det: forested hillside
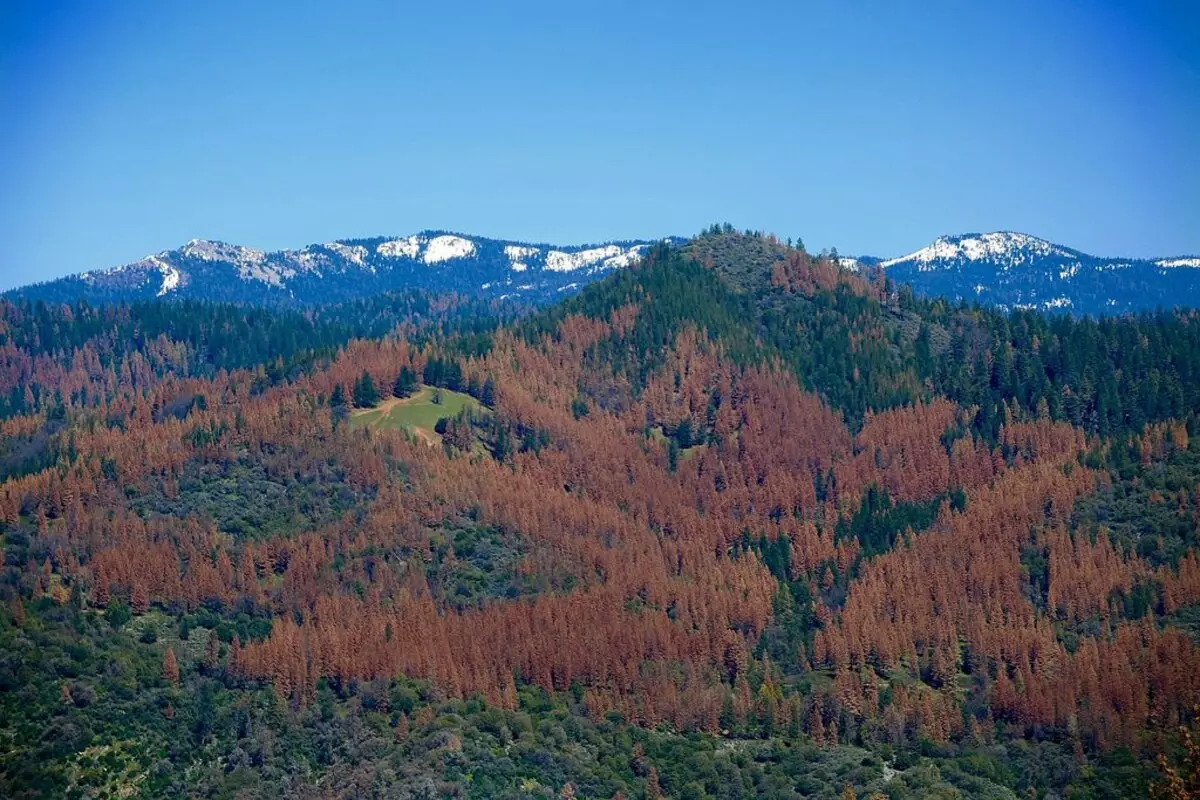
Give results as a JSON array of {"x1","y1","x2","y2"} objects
[{"x1": 2, "y1": 229, "x2": 1199, "y2": 798}]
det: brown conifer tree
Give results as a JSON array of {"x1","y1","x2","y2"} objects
[{"x1": 162, "y1": 647, "x2": 180, "y2": 687}]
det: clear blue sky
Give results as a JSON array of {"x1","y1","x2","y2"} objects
[{"x1": 1, "y1": 0, "x2": 1197, "y2": 289}]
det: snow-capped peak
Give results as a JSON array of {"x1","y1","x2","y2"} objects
[{"x1": 880, "y1": 232, "x2": 1075, "y2": 271}]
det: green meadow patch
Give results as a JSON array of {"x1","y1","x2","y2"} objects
[{"x1": 351, "y1": 386, "x2": 483, "y2": 442}]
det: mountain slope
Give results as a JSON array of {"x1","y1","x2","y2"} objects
[
  {"x1": 9, "y1": 231, "x2": 667, "y2": 306},
  {"x1": 851, "y1": 231, "x2": 1200, "y2": 315},
  {"x1": 3, "y1": 229, "x2": 1200, "y2": 797}
]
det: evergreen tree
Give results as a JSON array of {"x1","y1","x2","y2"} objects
[
  {"x1": 353, "y1": 371, "x2": 379, "y2": 408},
  {"x1": 481, "y1": 376, "x2": 497, "y2": 407},
  {"x1": 393, "y1": 366, "x2": 418, "y2": 399}
]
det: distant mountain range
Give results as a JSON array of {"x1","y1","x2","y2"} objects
[
  {"x1": 842, "y1": 231, "x2": 1200, "y2": 316},
  {"x1": 8, "y1": 229, "x2": 1200, "y2": 315},
  {"x1": 7, "y1": 232, "x2": 667, "y2": 306}
]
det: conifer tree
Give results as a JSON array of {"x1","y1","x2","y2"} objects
[
  {"x1": 353, "y1": 371, "x2": 379, "y2": 407},
  {"x1": 162, "y1": 647, "x2": 180, "y2": 687},
  {"x1": 393, "y1": 366, "x2": 418, "y2": 398}
]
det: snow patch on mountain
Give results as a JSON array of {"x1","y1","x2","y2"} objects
[
  {"x1": 505, "y1": 245, "x2": 539, "y2": 273},
  {"x1": 176, "y1": 239, "x2": 302, "y2": 286},
  {"x1": 423, "y1": 235, "x2": 476, "y2": 264},
  {"x1": 545, "y1": 245, "x2": 625, "y2": 273},
  {"x1": 153, "y1": 258, "x2": 181, "y2": 297},
  {"x1": 246, "y1": 263, "x2": 295, "y2": 287},
  {"x1": 505, "y1": 245, "x2": 539, "y2": 260},
  {"x1": 287, "y1": 248, "x2": 331, "y2": 275},
  {"x1": 1157, "y1": 258, "x2": 1200, "y2": 269},
  {"x1": 601, "y1": 245, "x2": 648, "y2": 270},
  {"x1": 325, "y1": 242, "x2": 369, "y2": 267},
  {"x1": 182, "y1": 239, "x2": 266, "y2": 266},
  {"x1": 378, "y1": 236, "x2": 422, "y2": 259}
]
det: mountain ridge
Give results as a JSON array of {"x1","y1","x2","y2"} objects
[
  {"x1": 11, "y1": 230, "x2": 674, "y2": 307},
  {"x1": 9, "y1": 227, "x2": 1200, "y2": 315},
  {"x1": 842, "y1": 230, "x2": 1200, "y2": 314}
]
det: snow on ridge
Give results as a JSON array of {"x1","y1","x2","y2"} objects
[
  {"x1": 378, "y1": 236, "x2": 422, "y2": 259},
  {"x1": 241, "y1": 261, "x2": 295, "y2": 287},
  {"x1": 182, "y1": 239, "x2": 266, "y2": 266},
  {"x1": 285, "y1": 248, "x2": 329, "y2": 275},
  {"x1": 1157, "y1": 258, "x2": 1200, "y2": 269},
  {"x1": 601, "y1": 244, "x2": 648, "y2": 270},
  {"x1": 505, "y1": 245, "x2": 539, "y2": 260},
  {"x1": 80, "y1": 250, "x2": 173, "y2": 284},
  {"x1": 545, "y1": 245, "x2": 625, "y2": 273},
  {"x1": 324, "y1": 242, "x2": 369, "y2": 267},
  {"x1": 178, "y1": 238, "x2": 301, "y2": 287},
  {"x1": 423, "y1": 235, "x2": 476, "y2": 264}
]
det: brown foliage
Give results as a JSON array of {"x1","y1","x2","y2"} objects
[{"x1": 1, "y1": 300, "x2": 1196, "y2": 757}]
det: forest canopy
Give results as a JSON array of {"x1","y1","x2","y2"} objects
[{"x1": 1, "y1": 229, "x2": 1198, "y2": 798}]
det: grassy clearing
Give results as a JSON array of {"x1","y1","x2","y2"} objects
[{"x1": 351, "y1": 386, "x2": 483, "y2": 442}]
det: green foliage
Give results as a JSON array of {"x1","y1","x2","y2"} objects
[
  {"x1": 351, "y1": 386, "x2": 483, "y2": 438},
  {"x1": 523, "y1": 243, "x2": 763, "y2": 388},
  {"x1": 0, "y1": 291, "x2": 517, "y2": 421},
  {"x1": 835, "y1": 486, "x2": 948, "y2": 561},
  {"x1": 0, "y1": 593, "x2": 1029, "y2": 798},
  {"x1": 104, "y1": 599, "x2": 132, "y2": 630},
  {"x1": 393, "y1": 365, "x2": 419, "y2": 398},
  {"x1": 424, "y1": 517, "x2": 532, "y2": 610},
  {"x1": 534, "y1": 231, "x2": 1200, "y2": 443},
  {"x1": 1073, "y1": 440, "x2": 1200, "y2": 569},
  {"x1": 130, "y1": 447, "x2": 373, "y2": 541},
  {"x1": 352, "y1": 370, "x2": 379, "y2": 408},
  {"x1": 5, "y1": 228, "x2": 1200, "y2": 798}
]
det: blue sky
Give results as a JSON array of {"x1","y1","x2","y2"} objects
[{"x1": 1, "y1": 0, "x2": 1197, "y2": 289}]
